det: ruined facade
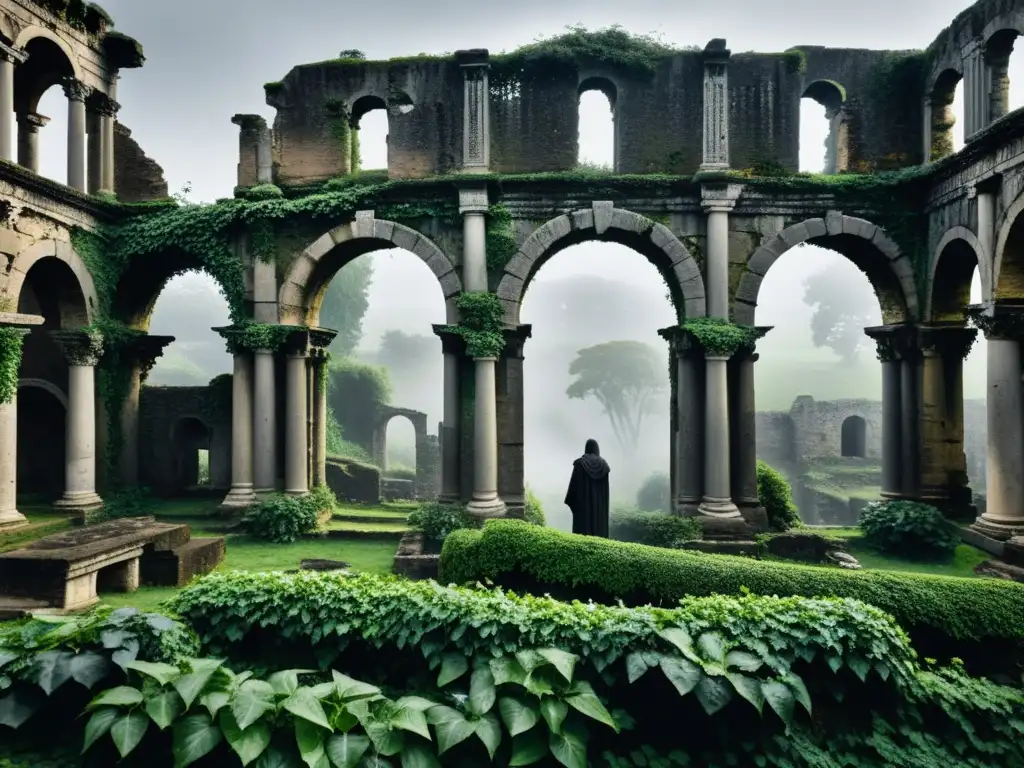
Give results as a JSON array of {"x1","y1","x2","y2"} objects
[{"x1": 3, "y1": 0, "x2": 1024, "y2": 549}]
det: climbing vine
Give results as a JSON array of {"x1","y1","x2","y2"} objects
[
  {"x1": 683, "y1": 317, "x2": 760, "y2": 357},
  {"x1": 221, "y1": 323, "x2": 299, "y2": 355},
  {"x1": 0, "y1": 327, "x2": 26, "y2": 405},
  {"x1": 485, "y1": 203, "x2": 517, "y2": 273},
  {"x1": 441, "y1": 292, "x2": 506, "y2": 358}
]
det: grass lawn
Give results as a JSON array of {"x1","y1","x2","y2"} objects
[{"x1": 809, "y1": 527, "x2": 989, "y2": 579}]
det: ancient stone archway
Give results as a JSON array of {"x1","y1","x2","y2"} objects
[
  {"x1": 993, "y1": 191, "x2": 1024, "y2": 300},
  {"x1": 279, "y1": 212, "x2": 462, "y2": 326},
  {"x1": 6, "y1": 239, "x2": 97, "y2": 326},
  {"x1": 928, "y1": 227, "x2": 987, "y2": 322},
  {"x1": 495, "y1": 202, "x2": 706, "y2": 326},
  {"x1": 371, "y1": 406, "x2": 433, "y2": 500},
  {"x1": 734, "y1": 212, "x2": 920, "y2": 325},
  {"x1": 840, "y1": 415, "x2": 867, "y2": 458}
]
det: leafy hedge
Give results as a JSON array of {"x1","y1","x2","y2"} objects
[
  {"x1": 608, "y1": 510, "x2": 701, "y2": 548},
  {"x1": 438, "y1": 520, "x2": 1024, "y2": 674}
]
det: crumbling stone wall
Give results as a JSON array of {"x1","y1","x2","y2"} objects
[
  {"x1": 787, "y1": 395, "x2": 883, "y2": 461},
  {"x1": 114, "y1": 122, "x2": 169, "y2": 202},
  {"x1": 728, "y1": 54, "x2": 803, "y2": 172}
]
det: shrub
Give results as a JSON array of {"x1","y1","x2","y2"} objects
[
  {"x1": 242, "y1": 487, "x2": 336, "y2": 544},
  {"x1": 859, "y1": 500, "x2": 961, "y2": 557},
  {"x1": 438, "y1": 520, "x2": 1024, "y2": 673},
  {"x1": 382, "y1": 463, "x2": 416, "y2": 480},
  {"x1": 90, "y1": 485, "x2": 154, "y2": 523},
  {"x1": 524, "y1": 484, "x2": 546, "y2": 526},
  {"x1": 407, "y1": 501, "x2": 479, "y2": 542},
  {"x1": 757, "y1": 461, "x2": 799, "y2": 531},
  {"x1": 636, "y1": 471, "x2": 671, "y2": 513},
  {"x1": 609, "y1": 509, "x2": 702, "y2": 548},
  {"x1": 163, "y1": 570, "x2": 1024, "y2": 767}
]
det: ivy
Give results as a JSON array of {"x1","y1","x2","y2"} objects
[
  {"x1": 682, "y1": 317, "x2": 760, "y2": 357},
  {"x1": 485, "y1": 203, "x2": 517, "y2": 273},
  {"x1": 0, "y1": 327, "x2": 26, "y2": 405},
  {"x1": 441, "y1": 292, "x2": 506, "y2": 358},
  {"x1": 221, "y1": 323, "x2": 299, "y2": 355}
]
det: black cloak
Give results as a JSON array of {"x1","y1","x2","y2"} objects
[{"x1": 564, "y1": 439, "x2": 611, "y2": 538}]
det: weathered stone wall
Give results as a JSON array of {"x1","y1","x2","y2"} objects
[
  {"x1": 114, "y1": 122, "x2": 169, "y2": 202},
  {"x1": 138, "y1": 383, "x2": 231, "y2": 495},
  {"x1": 788, "y1": 395, "x2": 883, "y2": 461},
  {"x1": 728, "y1": 54, "x2": 802, "y2": 172}
]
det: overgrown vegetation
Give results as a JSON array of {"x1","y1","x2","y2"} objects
[
  {"x1": 440, "y1": 292, "x2": 506, "y2": 358},
  {"x1": 524, "y1": 485, "x2": 546, "y2": 526},
  {"x1": 756, "y1": 461, "x2": 800, "y2": 531},
  {"x1": 682, "y1": 317, "x2": 761, "y2": 357},
  {"x1": 407, "y1": 501, "x2": 480, "y2": 542},
  {"x1": 242, "y1": 487, "x2": 337, "y2": 544},
  {"x1": 609, "y1": 509, "x2": 702, "y2": 548},
  {"x1": 0, "y1": 327, "x2": 26, "y2": 405},
  {"x1": 859, "y1": 500, "x2": 961, "y2": 559}
]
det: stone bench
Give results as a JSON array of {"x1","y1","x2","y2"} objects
[{"x1": 0, "y1": 516, "x2": 225, "y2": 614}]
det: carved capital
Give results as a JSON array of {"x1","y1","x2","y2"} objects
[
  {"x1": 18, "y1": 112, "x2": 49, "y2": 132},
  {"x1": 120, "y1": 335, "x2": 174, "y2": 382},
  {"x1": 700, "y1": 183, "x2": 742, "y2": 213},
  {"x1": 50, "y1": 330, "x2": 104, "y2": 366},
  {"x1": 500, "y1": 324, "x2": 532, "y2": 359},
  {"x1": 432, "y1": 323, "x2": 467, "y2": 356},
  {"x1": 0, "y1": 42, "x2": 27, "y2": 65},
  {"x1": 61, "y1": 78, "x2": 92, "y2": 103},
  {"x1": 970, "y1": 306, "x2": 1024, "y2": 342},
  {"x1": 658, "y1": 326, "x2": 703, "y2": 358},
  {"x1": 919, "y1": 325, "x2": 978, "y2": 361},
  {"x1": 865, "y1": 324, "x2": 918, "y2": 363},
  {"x1": 90, "y1": 91, "x2": 120, "y2": 118},
  {"x1": 457, "y1": 182, "x2": 489, "y2": 214},
  {"x1": 309, "y1": 327, "x2": 338, "y2": 351}
]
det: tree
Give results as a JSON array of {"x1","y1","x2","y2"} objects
[
  {"x1": 566, "y1": 341, "x2": 667, "y2": 454},
  {"x1": 319, "y1": 257, "x2": 374, "y2": 356},
  {"x1": 802, "y1": 266, "x2": 878, "y2": 362}
]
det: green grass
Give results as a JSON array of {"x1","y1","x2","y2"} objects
[{"x1": 325, "y1": 520, "x2": 409, "y2": 533}]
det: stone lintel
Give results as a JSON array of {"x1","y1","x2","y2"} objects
[
  {"x1": 969, "y1": 301, "x2": 1024, "y2": 341},
  {"x1": 49, "y1": 329, "x2": 104, "y2": 366},
  {"x1": 974, "y1": 173, "x2": 1002, "y2": 196},
  {"x1": 455, "y1": 49, "x2": 490, "y2": 68},
  {"x1": 0, "y1": 312, "x2": 43, "y2": 330}
]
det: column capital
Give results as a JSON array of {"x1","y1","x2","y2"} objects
[
  {"x1": 970, "y1": 304, "x2": 1024, "y2": 341},
  {"x1": 49, "y1": 329, "x2": 104, "y2": 366},
  {"x1": 457, "y1": 181, "x2": 489, "y2": 214},
  {"x1": 0, "y1": 311, "x2": 43, "y2": 332},
  {"x1": 700, "y1": 183, "x2": 742, "y2": 213},
  {"x1": 701, "y1": 38, "x2": 731, "y2": 65},
  {"x1": 455, "y1": 48, "x2": 490, "y2": 69},
  {"x1": 18, "y1": 112, "x2": 49, "y2": 132},
  {"x1": 119, "y1": 334, "x2": 174, "y2": 382},
  {"x1": 88, "y1": 91, "x2": 120, "y2": 118},
  {"x1": 865, "y1": 324, "x2": 919, "y2": 362},
  {"x1": 0, "y1": 42, "x2": 27, "y2": 65},
  {"x1": 433, "y1": 323, "x2": 468, "y2": 356},
  {"x1": 500, "y1": 324, "x2": 532, "y2": 359},
  {"x1": 61, "y1": 77, "x2": 92, "y2": 103},
  {"x1": 919, "y1": 324, "x2": 978, "y2": 360}
]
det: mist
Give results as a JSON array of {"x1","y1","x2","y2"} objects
[{"x1": 33, "y1": 0, "x2": 1002, "y2": 529}]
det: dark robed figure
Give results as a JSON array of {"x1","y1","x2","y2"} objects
[{"x1": 564, "y1": 439, "x2": 611, "y2": 537}]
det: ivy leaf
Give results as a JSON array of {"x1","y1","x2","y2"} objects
[
  {"x1": 540, "y1": 698, "x2": 568, "y2": 735},
  {"x1": 564, "y1": 680, "x2": 617, "y2": 730},
  {"x1": 475, "y1": 712, "x2": 502, "y2": 759},
  {"x1": 490, "y1": 656, "x2": 527, "y2": 686},
  {"x1": 395, "y1": 696, "x2": 436, "y2": 713},
  {"x1": 146, "y1": 690, "x2": 186, "y2": 730},
  {"x1": 365, "y1": 721, "x2": 405, "y2": 757},
  {"x1": 233, "y1": 681, "x2": 277, "y2": 730},
  {"x1": 428, "y1": 706, "x2": 477, "y2": 754},
  {"x1": 437, "y1": 653, "x2": 468, "y2": 688},
  {"x1": 509, "y1": 729, "x2": 548, "y2": 766},
  {"x1": 331, "y1": 671, "x2": 381, "y2": 703},
  {"x1": 625, "y1": 653, "x2": 649, "y2": 684},
  {"x1": 173, "y1": 659, "x2": 224, "y2": 710},
  {"x1": 254, "y1": 746, "x2": 298, "y2": 768},
  {"x1": 695, "y1": 675, "x2": 733, "y2": 716},
  {"x1": 0, "y1": 651, "x2": 19, "y2": 671},
  {"x1": 32, "y1": 650, "x2": 74, "y2": 695},
  {"x1": 658, "y1": 628, "x2": 698, "y2": 662},
  {"x1": 111, "y1": 640, "x2": 141, "y2": 670},
  {"x1": 111, "y1": 711, "x2": 150, "y2": 758},
  {"x1": 658, "y1": 656, "x2": 702, "y2": 697},
  {"x1": 725, "y1": 673, "x2": 764, "y2": 714},
  {"x1": 695, "y1": 633, "x2": 727, "y2": 666},
  {"x1": 391, "y1": 705, "x2": 431, "y2": 741},
  {"x1": 0, "y1": 688, "x2": 43, "y2": 729},
  {"x1": 127, "y1": 660, "x2": 182, "y2": 687},
  {"x1": 324, "y1": 732, "x2": 370, "y2": 768},
  {"x1": 536, "y1": 648, "x2": 577, "y2": 683},
  {"x1": 70, "y1": 651, "x2": 111, "y2": 689},
  {"x1": 269, "y1": 669, "x2": 315, "y2": 697},
  {"x1": 514, "y1": 650, "x2": 546, "y2": 674},
  {"x1": 784, "y1": 673, "x2": 813, "y2": 717},
  {"x1": 498, "y1": 696, "x2": 539, "y2": 737},
  {"x1": 296, "y1": 718, "x2": 328, "y2": 768},
  {"x1": 469, "y1": 667, "x2": 496, "y2": 716},
  {"x1": 725, "y1": 650, "x2": 763, "y2": 674},
  {"x1": 762, "y1": 681, "x2": 796, "y2": 728},
  {"x1": 81, "y1": 707, "x2": 119, "y2": 753},
  {"x1": 200, "y1": 691, "x2": 231, "y2": 719},
  {"x1": 847, "y1": 654, "x2": 870, "y2": 682},
  {"x1": 283, "y1": 687, "x2": 332, "y2": 731},
  {"x1": 548, "y1": 723, "x2": 588, "y2": 768},
  {"x1": 221, "y1": 709, "x2": 272, "y2": 767},
  {"x1": 86, "y1": 685, "x2": 144, "y2": 711},
  {"x1": 172, "y1": 712, "x2": 224, "y2": 768},
  {"x1": 400, "y1": 743, "x2": 441, "y2": 768}
]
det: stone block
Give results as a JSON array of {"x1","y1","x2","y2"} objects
[
  {"x1": 326, "y1": 458, "x2": 381, "y2": 504},
  {"x1": 779, "y1": 221, "x2": 810, "y2": 248},
  {"x1": 649, "y1": 222, "x2": 675, "y2": 251},
  {"x1": 373, "y1": 219, "x2": 396, "y2": 241},
  {"x1": 610, "y1": 209, "x2": 644, "y2": 234},
  {"x1": 745, "y1": 247, "x2": 776, "y2": 277},
  {"x1": 734, "y1": 273, "x2": 763, "y2": 304},
  {"x1": 389, "y1": 224, "x2": 420, "y2": 253},
  {"x1": 141, "y1": 537, "x2": 225, "y2": 588},
  {"x1": 803, "y1": 218, "x2": 827, "y2": 239},
  {"x1": 842, "y1": 216, "x2": 878, "y2": 241},
  {"x1": 825, "y1": 210, "x2": 844, "y2": 236},
  {"x1": 330, "y1": 225, "x2": 354, "y2": 246},
  {"x1": 353, "y1": 211, "x2": 375, "y2": 239},
  {"x1": 870, "y1": 228, "x2": 901, "y2": 260},
  {"x1": 571, "y1": 209, "x2": 595, "y2": 231},
  {"x1": 439, "y1": 270, "x2": 461, "y2": 299},
  {"x1": 593, "y1": 201, "x2": 614, "y2": 234},
  {"x1": 504, "y1": 253, "x2": 532, "y2": 281},
  {"x1": 673, "y1": 257, "x2": 702, "y2": 287},
  {"x1": 761, "y1": 531, "x2": 843, "y2": 563},
  {"x1": 497, "y1": 274, "x2": 523, "y2": 301},
  {"x1": 392, "y1": 532, "x2": 441, "y2": 581},
  {"x1": 684, "y1": 296, "x2": 707, "y2": 318}
]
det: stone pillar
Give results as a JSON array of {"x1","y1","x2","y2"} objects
[
  {"x1": 311, "y1": 352, "x2": 329, "y2": 488},
  {"x1": 86, "y1": 108, "x2": 101, "y2": 194},
  {"x1": 970, "y1": 309, "x2": 1024, "y2": 539},
  {"x1": 96, "y1": 93, "x2": 119, "y2": 195},
  {"x1": 50, "y1": 331, "x2": 105, "y2": 520},
  {"x1": 988, "y1": 53, "x2": 1011, "y2": 124},
  {"x1": 456, "y1": 49, "x2": 490, "y2": 173},
  {"x1": 922, "y1": 97, "x2": 933, "y2": 163},
  {"x1": 867, "y1": 328, "x2": 904, "y2": 499},
  {"x1": 252, "y1": 349, "x2": 277, "y2": 493},
  {"x1": 496, "y1": 325, "x2": 531, "y2": 516},
  {"x1": 221, "y1": 352, "x2": 256, "y2": 509},
  {"x1": 434, "y1": 326, "x2": 463, "y2": 504},
  {"x1": 962, "y1": 39, "x2": 985, "y2": 139},
  {"x1": 899, "y1": 339, "x2": 923, "y2": 499},
  {"x1": 976, "y1": 185, "x2": 996, "y2": 271},
  {"x1": 17, "y1": 113, "x2": 47, "y2": 173},
  {"x1": 0, "y1": 313, "x2": 43, "y2": 529},
  {"x1": 284, "y1": 344, "x2": 309, "y2": 496},
  {"x1": 0, "y1": 43, "x2": 25, "y2": 163},
  {"x1": 659, "y1": 327, "x2": 704, "y2": 516},
  {"x1": 117, "y1": 335, "x2": 173, "y2": 487},
  {"x1": 699, "y1": 353, "x2": 743, "y2": 526},
  {"x1": 459, "y1": 184, "x2": 489, "y2": 292},
  {"x1": 467, "y1": 356, "x2": 505, "y2": 519},
  {"x1": 699, "y1": 39, "x2": 731, "y2": 171},
  {"x1": 731, "y1": 333, "x2": 770, "y2": 530},
  {"x1": 63, "y1": 78, "x2": 90, "y2": 192},
  {"x1": 701, "y1": 184, "x2": 741, "y2": 320}
]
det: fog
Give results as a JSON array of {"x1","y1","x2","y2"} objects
[{"x1": 31, "y1": 0, "x2": 1000, "y2": 528}]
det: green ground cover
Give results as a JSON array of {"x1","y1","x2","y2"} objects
[{"x1": 814, "y1": 526, "x2": 989, "y2": 578}]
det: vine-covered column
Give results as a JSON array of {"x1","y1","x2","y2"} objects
[
  {"x1": 309, "y1": 330, "x2": 336, "y2": 489},
  {"x1": 658, "y1": 326, "x2": 704, "y2": 516},
  {"x1": 865, "y1": 326, "x2": 905, "y2": 501},
  {"x1": 970, "y1": 307, "x2": 1024, "y2": 540},
  {"x1": 50, "y1": 329, "x2": 105, "y2": 521},
  {"x1": 284, "y1": 330, "x2": 310, "y2": 496},
  {"x1": 433, "y1": 325, "x2": 464, "y2": 504},
  {"x1": 0, "y1": 312, "x2": 42, "y2": 529}
]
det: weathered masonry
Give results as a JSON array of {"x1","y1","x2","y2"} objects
[{"x1": 6, "y1": 0, "x2": 1024, "y2": 549}]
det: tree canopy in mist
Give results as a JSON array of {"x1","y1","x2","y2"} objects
[
  {"x1": 320, "y1": 258, "x2": 374, "y2": 356},
  {"x1": 566, "y1": 340, "x2": 667, "y2": 454},
  {"x1": 802, "y1": 266, "x2": 878, "y2": 362}
]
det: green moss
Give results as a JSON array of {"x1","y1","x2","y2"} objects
[
  {"x1": 0, "y1": 328, "x2": 25, "y2": 405},
  {"x1": 440, "y1": 292, "x2": 505, "y2": 358},
  {"x1": 784, "y1": 49, "x2": 807, "y2": 75},
  {"x1": 485, "y1": 204, "x2": 516, "y2": 274},
  {"x1": 682, "y1": 317, "x2": 760, "y2": 357}
]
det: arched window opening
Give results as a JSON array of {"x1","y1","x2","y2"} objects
[
  {"x1": 350, "y1": 95, "x2": 388, "y2": 173},
  {"x1": 385, "y1": 417, "x2": 417, "y2": 477},
  {"x1": 840, "y1": 416, "x2": 867, "y2": 458},
  {"x1": 929, "y1": 69, "x2": 964, "y2": 160},
  {"x1": 521, "y1": 241, "x2": 675, "y2": 532},
  {"x1": 148, "y1": 271, "x2": 232, "y2": 386},
  {"x1": 985, "y1": 30, "x2": 1020, "y2": 123},
  {"x1": 964, "y1": 266, "x2": 987, "y2": 497},
  {"x1": 16, "y1": 384, "x2": 66, "y2": 502},
  {"x1": 173, "y1": 418, "x2": 211, "y2": 492},
  {"x1": 16, "y1": 36, "x2": 77, "y2": 186},
  {"x1": 577, "y1": 78, "x2": 617, "y2": 171},
  {"x1": 800, "y1": 80, "x2": 847, "y2": 173}
]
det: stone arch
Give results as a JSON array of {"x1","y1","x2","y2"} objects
[
  {"x1": 802, "y1": 80, "x2": 848, "y2": 174},
  {"x1": 927, "y1": 227, "x2": 988, "y2": 322},
  {"x1": 16, "y1": 379, "x2": 66, "y2": 498},
  {"x1": 279, "y1": 212, "x2": 461, "y2": 326},
  {"x1": 17, "y1": 377, "x2": 67, "y2": 408},
  {"x1": 578, "y1": 75, "x2": 618, "y2": 108},
  {"x1": 7, "y1": 238, "x2": 97, "y2": 327},
  {"x1": 12, "y1": 26, "x2": 83, "y2": 81},
  {"x1": 840, "y1": 415, "x2": 867, "y2": 458},
  {"x1": 372, "y1": 407, "x2": 428, "y2": 469},
  {"x1": 734, "y1": 212, "x2": 919, "y2": 325},
  {"x1": 982, "y1": 19, "x2": 1024, "y2": 123},
  {"x1": 496, "y1": 203, "x2": 706, "y2": 326},
  {"x1": 927, "y1": 68, "x2": 964, "y2": 161},
  {"x1": 993, "y1": 189, "x2": 1024, "y2": 300}
]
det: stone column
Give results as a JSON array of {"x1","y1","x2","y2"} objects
[
  {"x1": 117, "y1": 335, "x2": 173, "y2": 487},
  {"x1": 284, "y1": 333, "x2": 309, "y2": 496},
  {"x1": 699, "y1": 38, "x2": 731, "y2": 171},
  {"x1": 86, "y1": 108, "x2": 101, "y2": 194},
  {"x1": 699, "y1": 353, "x2": 743, "y2": 524},
  {"x1": 0, "y1": 313, "x2": 43, "y2": 530},
  {"x1": 976, "y1": 185, "x2": 996, "y2": 270},
  {"x1": 899, "y1": 338, "x2": 922, "y2": 499},
  {"x1": 962, "y1": 39, "x2": 984, "y2": 139},
  {"x1": 922, "y1": 97, "x2": 933, "y2": 163},
  {"x1": 988, "y1": 52, "x2": 1011, "y2": 124},
  {"x1": 0, "y1": 43, "x2": 25, "y2": 163},
  {"x1": 658, "y1": 327, "x2": 704, "y2": 516},
  {"x1": 50, "y1": 330, "x2": 105, "y2": 521},
  {"x1": 221, "y1": 352, "x2": 256, "y2": 509},
  {"x1": 731, "y1": 333, "x2": 770, "y2": 529},
  {"x1": 63, "y1": 78, "x2": 90, "y2": 192},
  {"x1": 17, "y1": 113, "x2": 47, "y2": 173},
  {"x1": 434, "y1": 326, "x2": 463, "y2": 504},
  {"x1": 459, "y1": 183, "x2": 489, "y2": 292},
  {"x1": 701, "y1": 184, "x2": 741, "y2": 320},
  {"x1": 467, "y1": 356, "x2": 505, "y2": 519},
  {"x1": 252, "y1": 348, "x2": 277, "y2": 493},
  {"x1": 311, "y1": 352, "x2": 329, "y2": 488},
  {"x1": 100, "y1": 82, "x2": 118, "y2": 194},
  {"x1": 970, "y1": 309, "x2": 1024, "y2": 539},
  {"x1": 496, "y1": 325, "x2": 531, "y2": 516},
  {"x1": 456, "y1": 49, "x2": 490, "y2": 173},
  {"x1": 866, "y1": 327, "x2": 904, "y2": 499}
]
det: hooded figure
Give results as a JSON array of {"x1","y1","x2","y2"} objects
[{"x1": 564, "y1": 439, "x2": 611, "y2": 537}]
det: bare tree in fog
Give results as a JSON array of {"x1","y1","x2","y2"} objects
[
  {"x1": 566, "y1": 341, "x2": 666, "y2": 454},
  {"x1": 803, "y1": 266, "x2": 877, "y2": 362}
]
